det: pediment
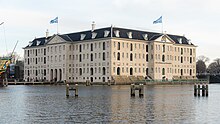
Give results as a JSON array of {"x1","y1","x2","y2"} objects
[
  {"x1": 46, "y1": 35, "x2": 67, "y2": 45},
  {"x1": 155, "y1": 34, "x2": 175, "y2": 43}
]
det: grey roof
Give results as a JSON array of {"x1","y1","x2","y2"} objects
[{"x1": 24, "y1": 27, "x2": 194, "y2": 48}]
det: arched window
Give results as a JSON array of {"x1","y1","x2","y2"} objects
[
  {"x1": 162, "y1": 68, "x2": 165, "y2": 75},
  {"x1": 162, "y1": 55, "x2": 165, "y2": 62},
  {"x1": 79, "y1": 68, "x2": 82, "y2": 75},
  {"x1": 130, "y1": 53, "x2": 133, "y2": 61},
  {"x1": 130, "y1": 43, "x2": 133, "y2": 51},
  {"x1": 146, "y1": 54, "x2": 148, "y2": 62},
  {"x1": 130, "y1": 68, "x2": 133, "y2": 75},
  {"x1": 117, "y1": 52, "x2": 120, "y2": 60},
  {"x1": 181, "y1": 48, "x2": 183, "y2": 55},
  {"x1": 190, "y1": 57, "x2": 192, "y2": 63},
  {"x1": 190, "y1": 69, "x2": 192, "y2": 76},
  {"x1": 90, "y1": 53, "x2": 93, "y2": 61},
  {"x1": 103, "y1": 42, "x2": 106, "y2": 50},
  {"x1": 103, "y1": 52, "x2": 105, "y2": 61},
  {"x1": 90, "y1": 68, "x2": 93, "y2": 75},
  {"x1": 118, "y1": 42, "x2": 120, "y2": 50},
  {"x1": 146, "y1": 68, "x2": 148, "y2": 76},
  {"x1": 102, "y1": 67, "x2": 106, "y2": 75},
  {"x1": 117, "y1": 67, "x2": 120, "y2": 75}
]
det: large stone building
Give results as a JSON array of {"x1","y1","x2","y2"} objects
[{"x1": 23, "y1": 26, "x2": 196, "y2": 83}]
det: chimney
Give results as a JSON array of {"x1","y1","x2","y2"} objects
[
  {"x1": 91, "y1": 21, "x2": 95, "y2": 32},
  {"x1": 46, "y1": 29, "x2": 49, "y2": 38}
]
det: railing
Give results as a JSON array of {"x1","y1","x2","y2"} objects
[{"x1": 133, "y1": 79, "x2": 209, "y2": 84}]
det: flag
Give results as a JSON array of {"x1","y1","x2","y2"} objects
[
  {"x1": 50, "y1": 17, "x2": 58, "y2": 24},
  {"x1": 153, "y1": 16, "x2": 162, "y2": 24}
]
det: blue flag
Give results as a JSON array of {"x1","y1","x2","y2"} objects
[
  {"x1": 50, "y1": 17, "x2": 58, "y2": 24},
  {"x1": 153, "y1": 16, "x2": 162, "y2": 24}
]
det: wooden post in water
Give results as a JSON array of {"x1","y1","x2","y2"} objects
[
  {"x1": 75, "y1": 84, "x2": 78, "y2": 96},
  {"x1": 194, "y1": 84, "x2": 197, "y2": 96},
  {"x1": 202, "y1": 84, "x2": 205, "y2": 96},
  {"x1": 206, "y1": 84, "x2": 208, "y2": 96},
  {"x1": 197, "y1": 84, "x2": 200, "y2": 96},
  {"x1": 130, "y1": 84, "x2": 135, "y2": 97},
  {"x1": 139, "y1": 84, "x2": 144, "y2": 97},
  {"x1": 66, "y1": 84, "x2": 70, "y2": 97}
]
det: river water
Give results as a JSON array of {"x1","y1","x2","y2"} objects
[{"x1": 0, "y1": 84, "x2": 220, "y2": 123}]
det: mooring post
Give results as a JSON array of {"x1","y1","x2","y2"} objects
[
  {"x1": 108, "y1": 80, "x2": 111, "y2": 86},
  {"x1": 75, "y1": 84, "x2": 78, "y2": 96},
  {"x1": 194, "y1": 84, "x2": 197, "y2": 96},
  {"x1": 66, "y1": 84, "x2": 70, "y2": 97},
  {"x1": 206, "y1": 84, "x2": 208, "y2": 96},
  {"x1": 139, "y1": 84, "x2": 144, "y2": 97},
  {"x1": 131, "y1": 84, "x2": 135, "y2": 96},
  {"x1": 198, "y1": 84, "x2": 200, "y2": 96},
  {"x1": 202, "y1": 84, "x2": 205, "y2": 96}
]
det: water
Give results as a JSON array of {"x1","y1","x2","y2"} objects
[{"x1": 0, "y1": 84, "x2": 220, "y2": 123}]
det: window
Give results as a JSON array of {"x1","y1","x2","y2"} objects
[
  {"x1": 90, "y1": 68, "x2": 93, "y2": 75},
  {"x1": 146, "y1": 54, "x2": 148, "y2": 62},
  {"x1": 103, "y1": 52, "x2": 105, "y2": 61},
  {"x1": 27, "y1": 50, "x2": 30, "y2": 57},
  {"x1": 44, "y1": 57, "x2": 46, "y2": 64},
  {"x1": 146, "y1": 68, "x2": 148, "y2": 75},
  {"x1": 103, "y1": 67, "x2": 106, "y2": 75},
  {"x1": 117, "y1": 52, "x2": 120, "y2": 60},
  {"x1": 130, "y1": 53, "x2": 133, "y2": 61},
  {"x1": 35, "y1": 49, "x2": 37, "y2": 56},
  {"x1": 190, "y1": 69, "x2": 192, "y2": 76},
  {"x1": 146, "y1": 45, "x2": 148, "y2": 52},
  {"x1": 90, "y1": 53, "x2": 93, "y2": 61},
  {"x1": 130, "y1": 43, "x2": 133, "y2": 51},
  {"x1": 130, "y1": 68, "x2": 133, "y2": 75},
  {"x1": 162, "y1": 68, "x2": 165, "y2": 75},
  {"x1": 163, "y1": 44, "x2": 165, "y2": 52},
  {"x1": 181, "y1": 57, "x2": 183, "y2": 63},
  {"x1": 190, "y1": 57, "x2": 192, "y2": 63},
  {"x1": 79, "y1": 44, "x2": 82, "y2": 52},
  {"x1": 190, "y1": 49, "x2": 192, "y2": 55},
  {"x1": 181, "y1": 48, "x2": 183, "y2": 55},
  {"x1": 91, "y1": 43, "x2": 93, "y2": 51},
  {"x1": 162, "y1": 55, "x2": 165, "y2": 62},
  {"x1": 117, "y1": 67, "x2": 120, "y2": 75},
  {"x1": 118, "y1": 42, "x2": 120, "y2": 50},
  {"x1": 103, "y1": 42, "x2": 106, "y2": 50},
  {"x1": 44, "y1": 49, "x2": 46, "y2": 55},
  {"x1": 79, "y1": 54, "x2": 82, "y2": 62},
  {"x1": 79, "y1": 68, "x2": 82, "y2": 75}
]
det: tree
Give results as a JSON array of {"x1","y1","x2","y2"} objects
[
  {"x1": 196, "y1": 60, "x2": 206, "y2": 74},
  {"x1": 197, "y1": 55, "x2": 210, "y2": 63},
  {"x1": 196, "y1": 55, "x2": 209, "y2": 74},
  {"x1": 207, "y1": 58, "x2": 220, "y2": 74}
]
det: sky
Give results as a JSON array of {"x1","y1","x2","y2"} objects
[{"x1": 0, "y1": 0, "x2": 219, "y2": 62}]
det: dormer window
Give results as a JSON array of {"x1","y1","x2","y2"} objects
[
  {"x1": 143, "y1": 34, "x2": 148, "y2": 40},
  {"x1": 114, "y1": 30, "x2": 120, "y2": 37},
  {"x1": 36, "y1": 41, "x2": 41, "y2": 46},
  {"x1": 178, "y1": 38, "x2": 182, "y2": 44},
  {"x1": 188, "y1": 40, "x2": 191, "y2": 45},
  {"x1": 92, "y1": 32, "x2": 97, "y2": 39},
  {"x1": 28, "y1": 42, "x2": 33, "y2": 46},
  {"x1": 80, "y1": 34, "x2": 86, "y2": 40},
  {"x1": 127, "y1": 32, "x2": 132, "y2": 39},
  {"x1": 104, "y1": 30, "x2": 110, "y2": 37}
]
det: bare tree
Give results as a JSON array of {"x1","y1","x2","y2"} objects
[{"x1": 197, "y1": 55, "x2": 209, "y2": 63}]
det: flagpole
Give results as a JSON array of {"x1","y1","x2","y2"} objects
[{"x1": 57, "y1": 22, "x2": 58, "y2": 34}]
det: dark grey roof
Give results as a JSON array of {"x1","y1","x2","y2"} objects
[{"x1": 24, "y1": 27, "x2": 194, "y2": 48}]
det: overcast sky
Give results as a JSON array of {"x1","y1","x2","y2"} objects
[{"x1": 0, "y1": 0, "x2": 219, "y2": 62}]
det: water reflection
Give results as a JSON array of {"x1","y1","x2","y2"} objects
[{"x1": 0, "y1": 84, "x2": 220, "y2": 123}]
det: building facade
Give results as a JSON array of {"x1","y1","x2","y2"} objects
[{"x1": 23, "y1": 27, "x2": 196, "y2": 83}]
